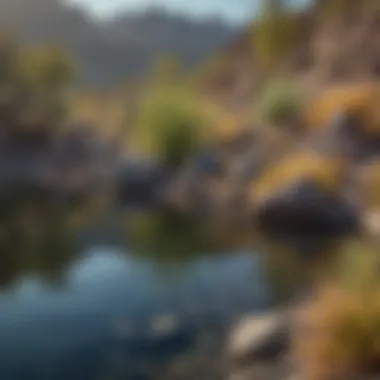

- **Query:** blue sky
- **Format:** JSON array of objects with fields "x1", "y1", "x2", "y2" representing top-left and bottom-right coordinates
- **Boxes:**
[{"x1": 65, "y1": 0, "x2": 309, "y2": 24}]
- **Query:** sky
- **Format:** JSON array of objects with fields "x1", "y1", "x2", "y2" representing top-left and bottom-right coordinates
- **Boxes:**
[{"x1": 65, "y1": 0, "x2": 310, "y2": 24}]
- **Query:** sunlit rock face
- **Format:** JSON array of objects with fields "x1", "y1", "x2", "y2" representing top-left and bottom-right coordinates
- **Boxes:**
[{"x1": 253, "y1": 179, "x2": 359, "y2": 238}]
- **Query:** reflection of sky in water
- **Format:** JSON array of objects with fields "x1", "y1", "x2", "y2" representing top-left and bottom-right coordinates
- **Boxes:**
[{"x1": 0, "y1": 246, "x2": 271, "y2": 380}]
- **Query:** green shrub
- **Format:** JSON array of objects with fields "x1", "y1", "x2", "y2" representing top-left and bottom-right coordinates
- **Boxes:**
[
  {"x1": 134, "y1": 84, "x2": 208, "y2": 169},
  {"x1": 259, "y1": 81, "x2": 301, "y2": 127}
]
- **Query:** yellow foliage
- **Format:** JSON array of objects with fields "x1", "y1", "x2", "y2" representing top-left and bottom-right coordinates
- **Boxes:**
[
  {"x1": 207, "y1": 104, "x2": 251, "y2": 142},
  {"x1": 305, "y1": 84, "x2": 380, "y2": 135},
  {"x1": 252, "y1": 153, "x2": 346, "y2": 203}
]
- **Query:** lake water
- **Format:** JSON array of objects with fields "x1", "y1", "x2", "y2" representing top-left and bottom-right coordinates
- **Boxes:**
[{"x1": 0, "y1": 206, "x2": 276, "y2": 380}]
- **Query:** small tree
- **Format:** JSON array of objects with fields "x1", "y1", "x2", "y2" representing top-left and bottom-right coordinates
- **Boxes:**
[{"x1": 134, "y1": 84, "x2": 207, "y2": 169}]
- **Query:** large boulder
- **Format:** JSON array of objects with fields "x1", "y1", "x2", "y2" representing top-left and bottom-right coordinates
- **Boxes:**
[{"x1": 253, "y1": 180, "x2": 359, "y2": 238}]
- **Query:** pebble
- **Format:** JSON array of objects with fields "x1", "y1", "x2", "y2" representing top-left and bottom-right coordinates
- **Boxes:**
[{"x1": 150, "y1": 314, "x2": 180, "y2": 337}]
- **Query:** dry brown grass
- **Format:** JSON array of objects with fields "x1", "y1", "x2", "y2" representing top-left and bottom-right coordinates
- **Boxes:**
[
  {"x1": 199, "y1": 99, "x2": 254, "y2": 142},
  {"x1": 293, "y1": 241, "x2": 380, "y2": 380},
  {"x1": 294, "y1": 284, "x2": 380, "y2": 380},
  {"x1": 304, "y1": 83, "x2": 380, "y2": 135}
]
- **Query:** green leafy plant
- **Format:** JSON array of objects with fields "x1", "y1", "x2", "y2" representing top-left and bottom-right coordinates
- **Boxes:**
[{"x1": 259, "y1": 81, "x2": 301, "y2": 127}]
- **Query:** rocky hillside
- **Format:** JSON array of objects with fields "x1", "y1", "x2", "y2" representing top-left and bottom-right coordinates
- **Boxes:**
[{"x1": 201, "y1": 0, "x2": 380, "y2": 106}]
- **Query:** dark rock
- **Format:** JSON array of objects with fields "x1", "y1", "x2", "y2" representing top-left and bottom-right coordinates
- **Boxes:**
[
  {"x1": 254, "y1": 180, "x2": 359, "y2": 238},
  {"x1": 116, "y1": 157, "x2": 170, "y2": 207},
  {"x1": 193, "y1": 151, "x2": 224, "y2": 177}
]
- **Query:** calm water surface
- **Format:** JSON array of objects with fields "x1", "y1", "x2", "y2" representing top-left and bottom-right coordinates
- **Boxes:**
[{"x1": 0, "y1": 206, "x2": 275, "y2": 380}]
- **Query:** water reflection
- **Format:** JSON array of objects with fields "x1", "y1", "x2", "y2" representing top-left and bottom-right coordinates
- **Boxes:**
[
  {"x1": 0, "y1": 193, "x2": 273, "y2": 380},
  {"x1": 0, "y1": 247, "x2": 270, "y2": 380},
  {"x1": 125, "y1": 208, "x2": 252, "y2": 261},
  {"x1": 0, "y1": 211, "x2": 76, "y2": 289},
  {"x1": 0, "y1": 186, "x2": 355, "y2": 379}
]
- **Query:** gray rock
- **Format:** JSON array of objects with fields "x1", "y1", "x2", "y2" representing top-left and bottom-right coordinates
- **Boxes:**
[{"x1": 228, "y1": 311, "x2": 289, "y2": 367}]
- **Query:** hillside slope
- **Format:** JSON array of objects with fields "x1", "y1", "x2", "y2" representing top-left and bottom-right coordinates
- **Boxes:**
[{"x1": 0, "y1": 0, "x2": 238, "y2": 87}]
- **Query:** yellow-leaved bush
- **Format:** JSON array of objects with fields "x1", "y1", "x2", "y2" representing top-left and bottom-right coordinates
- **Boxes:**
[
  {"x1": 250, "y1": 153, "x2": 347, "y2": 204},
  {"x1": 305, "y1": 83, "x2": 380, "y2": 136}
]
